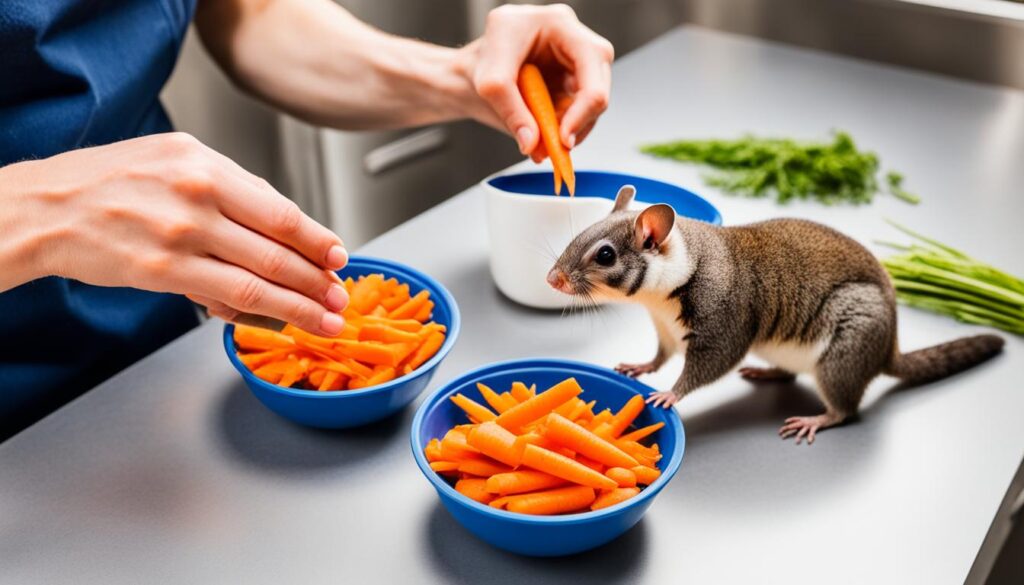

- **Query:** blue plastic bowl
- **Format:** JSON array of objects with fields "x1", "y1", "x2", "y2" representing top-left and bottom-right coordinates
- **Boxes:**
[
  {"x1": 411, "y1": 359, "x2": 685, "y2": 556},
  {"x1": 224, "y1": 255, "x2": 460, "y2": 429},
  {"x1": 487, "y1": 170, "x2": 723, "y2": 225}
]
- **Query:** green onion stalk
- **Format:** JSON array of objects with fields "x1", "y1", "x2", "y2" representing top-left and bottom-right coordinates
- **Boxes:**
[{"x1": 880, "y1": 222, "x2": 1024, "y2": 335}]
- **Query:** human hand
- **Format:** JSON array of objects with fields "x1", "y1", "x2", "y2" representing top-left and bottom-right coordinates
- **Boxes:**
[
  {"x1": 458, "y1": 3, "x2": 614, "y2": 161},
  {"x1": 7, "y1": 133, "x2": 350, "y2": 335}
]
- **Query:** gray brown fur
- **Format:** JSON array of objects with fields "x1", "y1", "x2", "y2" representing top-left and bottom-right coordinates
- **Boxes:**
[{"x1": 550, "y1": 187, "x2": 1004, "y2": 435}]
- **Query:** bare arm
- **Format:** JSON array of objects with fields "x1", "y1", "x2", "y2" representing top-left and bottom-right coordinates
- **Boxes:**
[{"x1": 194, "y1": 0, "x2": 613, "y2": 156}]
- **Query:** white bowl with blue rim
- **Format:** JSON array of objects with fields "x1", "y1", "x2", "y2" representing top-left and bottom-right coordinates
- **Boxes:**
[{"x1": 482, "y1": 170, "x2": 722, "y2": 309}]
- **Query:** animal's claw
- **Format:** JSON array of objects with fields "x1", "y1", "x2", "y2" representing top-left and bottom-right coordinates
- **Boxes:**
[
  {"x1": 615, "y1": 362, "x2": 657, "y2": 378},
  {"x1": 645, "y1": 391, "x2": 678, "y2": 408}
]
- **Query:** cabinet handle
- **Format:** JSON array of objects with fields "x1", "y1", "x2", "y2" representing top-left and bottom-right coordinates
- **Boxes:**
[
  {"x1": 363, "y1": 127, "x2": 448, "y2": 175},
  {"x1": 1011, "y1": 487, "x2": 1024, "y2": 523}
]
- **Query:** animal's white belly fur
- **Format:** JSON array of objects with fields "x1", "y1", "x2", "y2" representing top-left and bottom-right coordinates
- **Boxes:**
[{"x1": 750, "y1": 339, "x2": 829, "y2": 374}]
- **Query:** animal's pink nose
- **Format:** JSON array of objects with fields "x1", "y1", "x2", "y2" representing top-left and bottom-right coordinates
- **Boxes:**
[{"x1": 546, "y1": 269, "x2": 572, "y2": 294}]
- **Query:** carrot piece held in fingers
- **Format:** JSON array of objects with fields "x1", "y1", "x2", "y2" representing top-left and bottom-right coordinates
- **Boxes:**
[
  {"x1": 505, "y1": 485, "x2": 596, "y2": 515},
  {"x1": 541, "y1": 413, "x2": 639, "y2": 469},
  {"x1": 520, "y1": 444, "x2": 617, "y2": 490},
  {"x1": 496, "y1": 377, "x2": 583, "y2": 433},
  {"x1": 591, "y1": 487, "x2": 641, "y2": 511},
  {"x1": 518, "y1": 63, "x2": 575, "y2": 196}
]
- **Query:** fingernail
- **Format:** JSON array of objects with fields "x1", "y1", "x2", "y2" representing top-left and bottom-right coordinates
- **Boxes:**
[
  {"x1": 516, "y1": 127, "x2": 533, "y2": 154},
  {"x1": 325, "y1": 284, "x2": 348, "y2": 311},
  {"x1": 326, "y1": 245, "x2": 348, "y2": 270},
  {"x1": 566, "y1": 133, "x2": 577, "y2": 149},
  {"x1": 320, "y1": 312, "x2": 345, "y2": 335}
]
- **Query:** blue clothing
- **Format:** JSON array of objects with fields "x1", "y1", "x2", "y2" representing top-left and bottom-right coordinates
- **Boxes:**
[{"x1": 0, "y1": 0, "x2": 200, "y2": 440}]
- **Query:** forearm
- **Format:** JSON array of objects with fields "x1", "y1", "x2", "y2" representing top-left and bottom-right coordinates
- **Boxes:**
[
  {"x1": 195, "y1": 0, "x2": 478, "y2": 130},
  {"x1": 0, "y1": 161, "x2": 54, "y2": 291}
]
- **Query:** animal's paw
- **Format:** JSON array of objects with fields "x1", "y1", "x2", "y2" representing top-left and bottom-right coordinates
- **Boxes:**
[
  {"x1": 645, "y1": 391, "x2": 679, "y2": 409},
  {"x1": 739, "y1": 366, "x2": 796, "y2": 383},
  {"x1": 615, "y1": 361, "x2": 657, "y2": 378},
  {"x1": 778, "y1": 413, "x2": 842, "y2": 445}
]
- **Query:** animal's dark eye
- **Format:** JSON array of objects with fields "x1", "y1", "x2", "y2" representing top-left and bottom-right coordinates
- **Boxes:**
[{"x1": 595, "y1": 245, "x2": 616, "y2": 266}]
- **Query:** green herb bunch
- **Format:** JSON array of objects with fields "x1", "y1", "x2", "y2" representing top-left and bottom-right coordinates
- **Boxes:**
[{"x1": 641, "y1": 131, "x2": 919, "y2": 205}]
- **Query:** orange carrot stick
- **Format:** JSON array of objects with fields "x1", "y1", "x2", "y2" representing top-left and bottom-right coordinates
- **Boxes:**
[
  {"x1": 413, "y1": 300, "x2": 434, "y2": 323},
  {"x1": 430, "y1": 461, "x2": 460, "y2": 473},
  {"x1": 440, "y1": 429, "x2": 482, "y2": 461},
  {"x1": 618, "y1": 422, "x2": 665, "y2": 443},
  {"x1": 476, "y1": 383, "x2": 515, "y2": 414},
  {"x1": 358, "y1": 324, "x2": 421, "y2": 344},
  {"x1": 466, "y1": 421, "x2": 523, "y2": 467},
  {"x1": 509, "y1": 381, "x2": 533, "y2": 403},
  {"x1": 605, "y1": 467, "x2": 638, "y2": 488},
  {"x1": 389, "y1": 290, "x2": 430, "y2": 320},
  {"x1": 455, "y1": 478, "x2": 496, "y2": 504},
  {"x1": 450, "y1": 393, "x2": 497, "y2": 423},
  {"x1": 520, "y1": 444, "x2": 617, "y2": 490},
  {"x1": 632, "y1": 465, "x2": 662, "y2": 486},
  {"x1": 458, "y1": 458, "x2": 513, "y2": 478},
  {"x1": 318, "y1": 370, "x2": 342, "y2": 391},
  {"x1": 505, "y1": 485, "x2": 596, "y2": 515},
  {"x1": 518, "y1": 64, "x2": 575, "y2": 196},
  {"x1": 541, "y1": 413, "x2": 639, "y2": 469},
  {"x1": 424, "y1": 438, "x2": 443, "y2": 462},
  {"x1": 401, "y1": 330, "x2": 445, "y2": 373},
  {"x1": 350, "y1": 366, "x2": 396, "y2": 389},
  {"x1": 233, "y1": 325, "x2": 294, "y2": 351},
  {"x1": 357, "y1": 315, "x2": 424, "y2": 332},
  {"x1": 485, "y1": 470, "x2": 567, "y2": 495},
  {"x1": 591, "y1": 487, "x2": 641, "y2": 511},
  {"x1": 333, "y1": 340, "x2": 402, "y2": 367},
  {"x1": 238, "y1": 348, "x2": 293, "y2": 370},
  {"x1": 605, "y1": 395, "x2": 646, "y2": 438},
  {"x1": 496, "y1": 378, "x2": 583, "y2": 433}
]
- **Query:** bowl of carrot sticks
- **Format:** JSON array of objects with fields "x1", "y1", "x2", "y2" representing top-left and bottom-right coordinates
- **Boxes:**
[
  {"x1": 483, "y1": 170, "x2": 722, "y2": 309},
  {"x1": 224, "y1": 256, "x2": 460, "y2": 428},
  {"x1": 411, "y1": 358, "x2": 684, "y2": 556}
]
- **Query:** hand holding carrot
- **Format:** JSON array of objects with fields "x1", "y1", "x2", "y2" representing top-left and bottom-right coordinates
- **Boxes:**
[{"x1": 457, "y1": 4, "x2": 613, "y2": 161}]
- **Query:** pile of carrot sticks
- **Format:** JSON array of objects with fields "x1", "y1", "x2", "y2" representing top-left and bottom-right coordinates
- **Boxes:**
[{"x1": 426, "y1": 378, "x2": 664, "y2": 515}]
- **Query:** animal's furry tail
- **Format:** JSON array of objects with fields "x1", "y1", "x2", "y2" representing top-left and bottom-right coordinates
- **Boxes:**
[{"x1": 885, "y1": 334, "x2": 1004, "y2": 384}]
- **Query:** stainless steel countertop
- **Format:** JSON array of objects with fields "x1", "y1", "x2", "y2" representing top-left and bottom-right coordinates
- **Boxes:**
[{"x1": 3, "y1": 26, "x2": 1023, "y2": 585}]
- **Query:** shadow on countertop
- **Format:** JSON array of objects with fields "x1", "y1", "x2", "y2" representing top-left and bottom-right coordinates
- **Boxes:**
[
  {"x1": 423, "y1": 503, "x2": 650, "y2": 584},
  {"x1": 212, "y1": 381, "x2": 409, "y2": 475}
]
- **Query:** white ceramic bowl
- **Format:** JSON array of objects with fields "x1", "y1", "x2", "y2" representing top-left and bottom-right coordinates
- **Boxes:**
[{"x1": 483, "y1": 170, "x2": 723, "y2": 309}]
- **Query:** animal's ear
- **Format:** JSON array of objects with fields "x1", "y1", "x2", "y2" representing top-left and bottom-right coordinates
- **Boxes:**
[
  {"x1": 611, "y1": 185, "x2": 636, "y2": 214},
  {"x1": 634, "y1": 204, "x2": 676, "y2": 250}
]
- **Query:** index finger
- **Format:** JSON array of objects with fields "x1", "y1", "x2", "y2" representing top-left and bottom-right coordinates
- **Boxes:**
[{"x1": 556, "y1": 33, "x2": 612, "y2": 145}]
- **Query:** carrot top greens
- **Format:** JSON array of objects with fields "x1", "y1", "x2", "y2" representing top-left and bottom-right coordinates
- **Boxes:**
[{"x1": 641, "y1": 131, "x2": 919, "y2": 206}]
